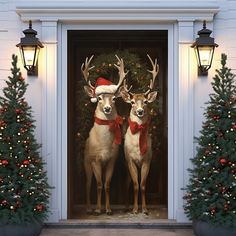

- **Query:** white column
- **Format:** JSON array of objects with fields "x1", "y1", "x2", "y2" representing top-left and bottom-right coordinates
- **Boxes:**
[
  {"x1": 40, "y1": 20, "x2": 60, "y2": 222},
  {"x1": 175, "y1": 21, "x2": 195, "y2": 222}
]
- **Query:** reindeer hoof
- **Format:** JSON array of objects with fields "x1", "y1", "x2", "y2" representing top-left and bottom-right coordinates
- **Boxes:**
[
  {"x1": 142, "y1": 209, "x2": 149, "y2": 215},
  {"x1": 94, "y1": 209, "x2": 102, "y2": 216},
  {"x1": 132, "y1": 209, "x2": 138, "y2": 214},
  {"x1": 106, "y1": 209, "x2": 113, "y2": 215}
]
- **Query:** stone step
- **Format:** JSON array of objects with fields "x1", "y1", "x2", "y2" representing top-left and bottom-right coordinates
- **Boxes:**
[{"x1": 44, "y1": 221, "x2": 192, "y2": 229}]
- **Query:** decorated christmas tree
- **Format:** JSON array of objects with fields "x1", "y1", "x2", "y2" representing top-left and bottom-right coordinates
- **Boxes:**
[
  {"x1": 0, "y1": 55, "x2": 50, "y2": 224},
  {"x1": 184, "y1": 54, "x2": 236, "y2": 231}
]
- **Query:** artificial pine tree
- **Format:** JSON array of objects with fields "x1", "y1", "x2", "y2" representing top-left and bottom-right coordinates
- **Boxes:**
[
  {"x1": 184, "y1": 54, "x2": 236, "y2": 231},
  {"x1": 0, "y1": 55, "x2": 50, "y2": 224}
]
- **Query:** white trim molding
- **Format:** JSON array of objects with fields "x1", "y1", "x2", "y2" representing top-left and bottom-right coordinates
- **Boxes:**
[
  {"x1": 15, "y1": 0, "x2": 219, "y2": 223},
  {"x1": 16, "y1": 1, "x2": 219, "y2": 22}
]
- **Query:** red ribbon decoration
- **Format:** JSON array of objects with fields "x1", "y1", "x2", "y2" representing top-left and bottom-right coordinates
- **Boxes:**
[
  {"x1": 128, "y1": 117, "x2": 151, "y2": 155},
  {"x1": 94, "y1": 115, "x2": 123, "y2": 145}
]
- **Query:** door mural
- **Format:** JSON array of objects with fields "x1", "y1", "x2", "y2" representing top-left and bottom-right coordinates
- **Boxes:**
[{"x1": 68, "y1": 30, "x2": 168, "y2": 219}]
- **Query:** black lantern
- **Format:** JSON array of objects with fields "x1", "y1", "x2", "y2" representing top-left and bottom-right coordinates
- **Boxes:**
[
  {"x1": 191, "y1": 21, "x2": 218, "y2": 76},
  {"x1": 16, "y1": 21, "x2": 43, "y2": 76}
]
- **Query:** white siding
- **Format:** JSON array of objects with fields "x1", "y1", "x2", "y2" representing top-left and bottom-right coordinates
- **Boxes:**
[
  {"x1": 0, "y1": 0, "x2": 42, "y2": 142},
  {"x1": 194, "y1": 0, "x2": 236, "y2": 140}
]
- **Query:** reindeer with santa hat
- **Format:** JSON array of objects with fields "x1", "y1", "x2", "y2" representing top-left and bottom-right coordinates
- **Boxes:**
[{"x1": 81, "y1": 55, "x2": 128, "y2": 215}]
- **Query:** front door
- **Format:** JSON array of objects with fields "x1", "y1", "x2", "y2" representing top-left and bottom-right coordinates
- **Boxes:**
[{"x1": 67, "y1": 30, "x2": 168, "y2": 219}]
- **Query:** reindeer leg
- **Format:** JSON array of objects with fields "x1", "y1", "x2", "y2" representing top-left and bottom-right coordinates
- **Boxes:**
[
  {"x1": 127, "y1": 160, "x2": 139, "y2": 214},
  {"x1": 91, "y1": 161, "x2": 102, "y2": 215},
  {"x1": 84, "y1": 158, "x2": 93, "y2": 214},
  {"x1": 140, "y1": 162, "x2": 151, "y2": 215},
  {"x1": 104, "y1": 158, "x2": 116, "y2": 215}
]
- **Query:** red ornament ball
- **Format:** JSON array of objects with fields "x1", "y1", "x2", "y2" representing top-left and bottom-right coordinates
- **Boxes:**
[
  {"x1": 224, "y1": 203, "x2": 229, "y2": 211},
  {"x1": 35, "y1": 204, "x2": 44, "y2": 212},
  {"x1": 23, "y1": 160, "x2": 30, "y2": 165},
  {"x1": 26, "y1": 122, "x2": 32, "y2": 127},
  {"x1": 1, "y1": 200, "x2": 8, "y2": 206},
  {"x1": 1, "y1": 160, "x2": 9, "y2": 165},
  {"x1": 15, "y1": 109, "x2": 22, "y2": 114},
  {"x1": 220, "y1": 186, "x2": 226, "y2": 193},
  {"x1": 213, "y1": 115, "x2": 220, "y2": 121},
  {"x1": 20, "y1": 128, "x2": 25, "y2": 133},
  {"x1": 210, "y1": 208, "x2": 216, "y2": 215},
  {"x1": 219, "y1": 158, "x2": 227, "y2": 165},
  {"x1": 0, "y1": 120, "x2": 6, "y2": 126}
]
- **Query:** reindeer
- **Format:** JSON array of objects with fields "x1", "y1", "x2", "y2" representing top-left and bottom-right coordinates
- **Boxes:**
[
  {"x1": 120, "y1": 55, "x2": 159, "y2": 215},
  {"x1": 81, "y1": 55, "x2": 128, "y2": 215}
]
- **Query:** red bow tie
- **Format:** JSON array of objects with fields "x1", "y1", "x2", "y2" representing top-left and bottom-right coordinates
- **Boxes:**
[
  {"x1": 94, "y1": 116, "x2": 123, "y2": 145},
  {"x1": 128, "y1": 118, "x2": 150, "y2": 155}
]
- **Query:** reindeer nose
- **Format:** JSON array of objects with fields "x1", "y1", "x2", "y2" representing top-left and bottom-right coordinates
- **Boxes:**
[
  {"x1": 104, "y1": 106, "x2": 112, "y2": 114},
  {"x1": 137, "y1": 109, "x2": 144, "y2": 117}
]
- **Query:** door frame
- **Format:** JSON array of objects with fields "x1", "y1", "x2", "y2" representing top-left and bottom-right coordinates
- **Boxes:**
[{"x1": 60, "y1": 22, "x2": 175, "y2": 220}]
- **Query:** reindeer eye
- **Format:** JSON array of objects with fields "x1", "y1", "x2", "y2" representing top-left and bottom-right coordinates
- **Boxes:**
[
  {"x1": 98, "y1": 96, "x2": 102, "y2": 101},
  {"x1": 112, "y1": 96, "x2": 116, "y2": 102},
  {"x1": 144, "y1": 100, "x2": 148, "y2": 105},
  {"x1": 131, "y1": 100, "x2": 135, "y2": 105}
]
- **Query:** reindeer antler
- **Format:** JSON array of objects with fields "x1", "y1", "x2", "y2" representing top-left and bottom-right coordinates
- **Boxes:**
[
  {"x1": 145, "y1": 54, "x2": 159, "y2": 95},
  {"x1": 81, "y1": 55, "x2": 95, "y2": 89},
  {"x1": 114, "y1": 55, "x2": 129, "y2": 89},
  {"x1": 123, "y1": 79, "x2": 133, "y2": 95}
]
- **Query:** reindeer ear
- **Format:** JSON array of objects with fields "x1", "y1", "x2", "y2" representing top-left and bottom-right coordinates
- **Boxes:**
[
  {"x1": 84, "y1": 85, "x2": 97, "y2": 102},
  {"x1": 119, "y1": 86, "x2": 131, "y2": 103},
  {"x1": 84, "y1": 85, "x2": 94, "y2": 97},
  {"x1": 147, "y1": 91, "x2": 157, "y2": 103}
]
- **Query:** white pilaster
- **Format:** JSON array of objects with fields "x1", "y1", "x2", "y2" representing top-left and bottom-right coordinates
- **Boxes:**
[
  {"x1": 40, "y1": 20, "x2": 60, "y2": 222},
  {"x1": 175, "y1": 21, "x2": 195, "y2": 222}
]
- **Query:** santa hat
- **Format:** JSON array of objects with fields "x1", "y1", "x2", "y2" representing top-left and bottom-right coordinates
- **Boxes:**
[{"x1": 90, "y1": 77, "x2": 118, "y2": 103}]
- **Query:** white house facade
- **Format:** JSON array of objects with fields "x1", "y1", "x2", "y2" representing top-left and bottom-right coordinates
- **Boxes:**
[{"x1": 0, "y1": 0, "x2": 236, "y2": 223}]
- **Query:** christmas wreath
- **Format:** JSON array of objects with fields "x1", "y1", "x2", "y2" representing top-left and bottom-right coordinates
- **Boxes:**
[{"x1": 89, "y1": 50, "x2": 152, "y2": 92}]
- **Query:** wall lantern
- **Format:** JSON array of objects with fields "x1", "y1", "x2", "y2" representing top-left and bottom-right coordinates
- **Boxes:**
[
  {"x1": 16, "y1": 20, "x2": 43, "y2": 76},
  {"x1": 191, "y1": 20, "x2": 218, "y2": 76}
]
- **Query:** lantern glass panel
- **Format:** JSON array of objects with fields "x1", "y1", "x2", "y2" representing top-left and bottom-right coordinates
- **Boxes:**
[
  {"x1": 196, "y1": 46, "x2": 214, "y2": 69},
  {"x1": 20, "y1": 46, "x2": 40, "y2": 70},
  {"x1": 198, "y1": 46, "x2": 214, "y2": 67}
]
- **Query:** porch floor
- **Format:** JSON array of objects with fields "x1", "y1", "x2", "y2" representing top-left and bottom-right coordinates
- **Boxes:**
[{"x1": 40, "y1": 228, "x2": 195, "y2": 236}]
